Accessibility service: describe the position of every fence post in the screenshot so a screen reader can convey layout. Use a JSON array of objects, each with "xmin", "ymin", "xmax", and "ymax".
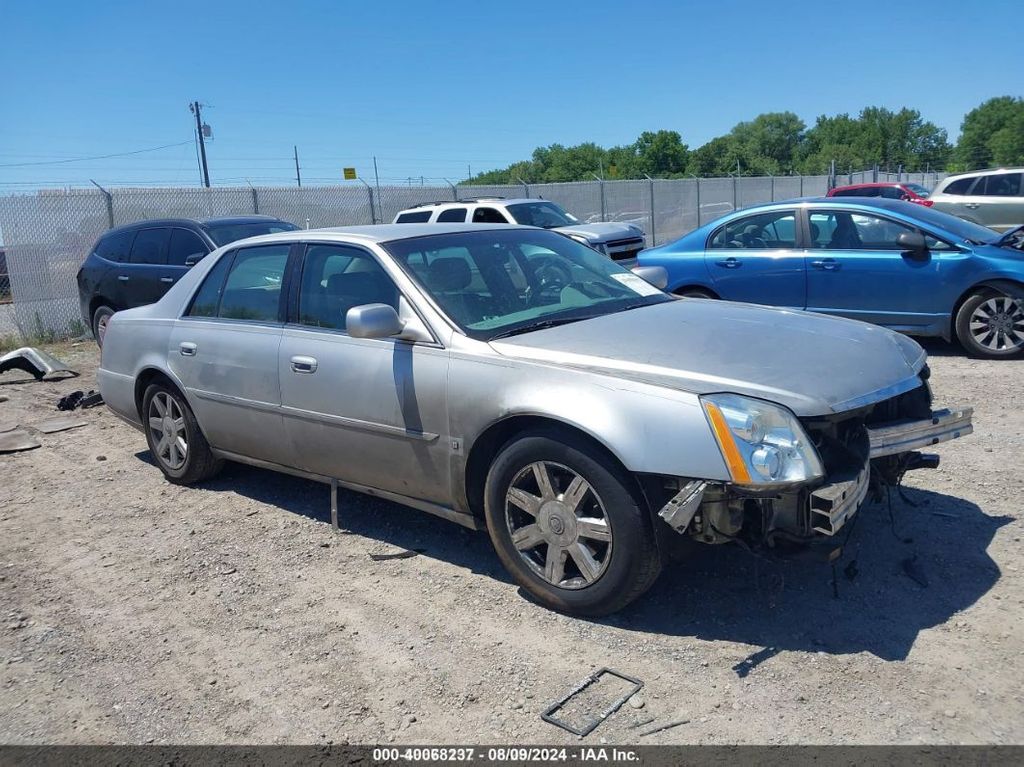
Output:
[
  {"xmin": 770, "ymin": 174, "xmax": 775, "ymax": 201},
  {"xmin": 250, "ymin": 186, "xmax": 259, "ymax": 214},
  {"xmin": 590, "ymin": 173, "xmax": 606, "ymax": 220},
  {"xmin": 644, "ymin": 174, "xmax": 656, "ymax": 246},
  {"xmin": 358, "ymin": 178, "xmax": 377, "ymax": 224},
  {"xmin": 89, "ymin": 179, "xmax": 114, "ymax": 228},
  {"xmin": 444, "ymin": 178, "xmax": 458, "ymax": 202},
  {"xmin": 798, "ymin": 174, "xmax": 804, "ymax": 197},
  {"xmin": 732, "ymin": 174, "xmax": 738, "ymax": 210},
  {"xmin": 690, "ymin": 174, "xmax": 702, "ymax": 227},
  {"xmin": 516, "ymin": 177, "xmax": 530, "ymax": 198}
]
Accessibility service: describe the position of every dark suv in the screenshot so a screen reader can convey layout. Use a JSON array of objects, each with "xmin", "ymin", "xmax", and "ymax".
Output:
[{"xmin": 77, "ymin": 216, "xmax": 298, "ymax": 345}]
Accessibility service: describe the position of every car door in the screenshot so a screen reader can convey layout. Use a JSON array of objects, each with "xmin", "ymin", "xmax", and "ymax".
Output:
[
  {"xmin": 277, "ymin": 243, "xmax": 451, "ymax": 504},
  {"xmin": 804, "ymin": 208, "xmax": 948, "ymax": 330},
  {"xmin": 971, "ymin": 172, "xmax": 1024, "ymax": 231},
  {"xmin": 122, "ymin": 227, "xmax": 172, "ymax": 307},
  {"xmin": 934, "ymin": 175, "xmax": 982, "ymax": 223},
  {"xmin": 703, "ymin": 208, "xmax": 805, "ymax": 308},
  {"xmin": 169, "ymin": 243, "xmax": 294, "ymax": 465}
]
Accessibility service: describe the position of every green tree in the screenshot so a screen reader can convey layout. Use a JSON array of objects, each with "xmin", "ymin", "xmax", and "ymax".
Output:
[
  {"xmin": 633, "ymin": 130, "xmax": 689, "ymax": 176},
  {"xmin": 957, "ymin": 96, "xmax": 1024, "ymax": 169}
]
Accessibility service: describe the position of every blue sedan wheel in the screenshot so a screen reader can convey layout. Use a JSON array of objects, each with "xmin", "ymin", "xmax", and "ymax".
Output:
[{"xmin": 956, "ymin": 291, "xmax": 1024, "ymax": 359}]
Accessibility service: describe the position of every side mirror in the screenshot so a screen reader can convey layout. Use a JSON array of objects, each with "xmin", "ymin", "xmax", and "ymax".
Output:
[
  {"xmin": 184, "ymin": 252, "xmax": 207, "ymax": 267},
  {"xmin": 630, "ymin": 265, "xmax": 669, "ymax": 290},
  {"xmin": 896, "ymin": 231, "xmax": 928, "ymax": 257},
  {"xmin": 346, "ymin": 303, "xmax": 405, "ymax": 339}
]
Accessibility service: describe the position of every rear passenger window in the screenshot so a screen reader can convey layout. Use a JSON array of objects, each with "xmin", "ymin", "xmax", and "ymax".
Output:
[
  {"xmin": 95, "ymin": 230, "xmax": 135, "ymax": 263},
  {"xmin": 218, "ymin": 245, "xmax": 290, "ymax": 322},
  {"xmin": 395, "ymin": 211, "xmax": 432, "ymax": 223},
  {"xmin": 167, "ymin": 229, "xmax": 209, "ymax": 266},
  {"xmin": 130, "ymin": 228, "xmax": 170, "ymax": 265},
  {"xmin": 437, "ymin": 208, "xmax": 467, "ymax": 222},
  {"xmin": 472, "ymin": 207, "xmax": 509, "ymax": 223},
  {"xmin": 943, "ymin": 177, "xmax": 976, "ymax": 195},
  {"xmin": 186, "ymin": 253, "xmax": 234, "ymax": 317}
]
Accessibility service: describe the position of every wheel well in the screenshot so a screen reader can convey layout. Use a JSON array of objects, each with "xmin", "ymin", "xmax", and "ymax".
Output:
[
  {"xmin": 89, "ymin": 296, "xmax": 116, "ymax": 320},
  {"xmin": 672, "ymin": 284, "xmax": 719, "ymax": 298},
  {"xmin": 133, "ymin": 368, "xmax": 182, "ymax": 420},
  {"xmin": 463, "ymin": 415, "xmax": 640, "ymax": 518},
  {"xmin": 950, "ymin": 279, "xmax": 1024, "ymax": 339}
]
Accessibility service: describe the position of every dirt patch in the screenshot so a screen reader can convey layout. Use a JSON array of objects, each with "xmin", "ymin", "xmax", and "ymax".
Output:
[{"xmin": 0, "ymin": 340, "xmax": 1021, "ymax": 744}]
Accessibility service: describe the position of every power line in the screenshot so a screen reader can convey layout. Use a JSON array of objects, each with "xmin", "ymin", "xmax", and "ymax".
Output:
[{"xmin": 0, "ymin": 140, "xmax": 194, "ymax": 168}]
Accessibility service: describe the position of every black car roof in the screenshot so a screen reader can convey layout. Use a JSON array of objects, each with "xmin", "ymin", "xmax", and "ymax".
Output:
[{"xmin": 101, "ymin": 215, "xmax": 288, "ymax": 236}]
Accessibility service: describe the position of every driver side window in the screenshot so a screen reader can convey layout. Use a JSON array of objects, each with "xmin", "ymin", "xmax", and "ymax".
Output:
[
  {"xmin": 296, "ymin": 245, "xmax": 399, "ymax": 332},
  {"xmin": 708, "ymin": 211, "xmax": 797, "ymax": 250}
]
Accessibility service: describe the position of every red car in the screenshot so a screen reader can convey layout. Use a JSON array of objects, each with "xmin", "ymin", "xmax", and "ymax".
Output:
[{"xmin": 827, "ymin": 182, "xmax": 933, "ymax": 206}]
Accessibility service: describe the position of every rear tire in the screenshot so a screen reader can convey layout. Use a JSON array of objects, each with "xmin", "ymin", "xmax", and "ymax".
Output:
[
  {"xmin": 142, "ymin": 383, "xmax": 223, "ymax": 484},
  {"xmin": 955, "ymin": 290, "xmax": 1024, "ymax": 359},
  {"xmin": 484, "ymin": 431, "xmax": 661, "ymax": 617},
  {"xmin": 92, "ymin": 305, "xmax": 115, "ymax": 348}
]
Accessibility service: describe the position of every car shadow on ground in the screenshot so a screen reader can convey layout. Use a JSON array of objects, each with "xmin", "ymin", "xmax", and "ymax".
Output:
[
  {"xmin": 141, "ymin": 453, "xmax": 1007, "ymax": 663},
  {"xmin": 917, "ymin": 337, "xmax": 964, "ymax": 358}
]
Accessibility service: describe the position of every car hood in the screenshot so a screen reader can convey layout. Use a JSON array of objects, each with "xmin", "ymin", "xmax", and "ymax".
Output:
[
  {"xmin": 555, "ymin": 222, "xmax": 643, "ymax": 242},
  {"xmin": 489, "ymin": 299, "xmax": 927, "ymax": 416}
]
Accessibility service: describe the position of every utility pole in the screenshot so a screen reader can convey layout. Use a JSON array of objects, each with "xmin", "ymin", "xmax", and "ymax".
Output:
[
  {"xmin": 190, "ymin": 101, "xmax": 211, "ymax": 187},
  {"xmin": 293, "ymin": 145, "xmax": 302, "ymax": 187}
]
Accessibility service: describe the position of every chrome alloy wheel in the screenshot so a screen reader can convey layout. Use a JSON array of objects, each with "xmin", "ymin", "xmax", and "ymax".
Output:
[
  {"xmin": 96, "ymin": 313, "xmax": 110, "ymax": 344},
  {"xmin": 504, "ymin": 461, "xmax": 613, "ymax": 590},
  {"xmin": 970, "ymin": 296, "xmax": 1024, "ymax": 352},
  {"xmin": 148, "ymin": 391, "xmax": 188, "ymax": 471}
]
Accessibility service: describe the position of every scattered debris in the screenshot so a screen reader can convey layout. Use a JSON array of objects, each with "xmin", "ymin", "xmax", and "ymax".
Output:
[
  {"xmin": 57, "ymin": 390, "xmax": 104, "ymax": 411},
  {"xmin": 369, "ymin": 548, "xmax": 426, "ymax": 561},
  {"xmin": 541, "ymin": 668, "xmax": 643, "ymax": 737},
  {"xmin": 639, "ymin": 717, "xmax": 690, "ymax": 737},
  {"xmin": 0, "ymin": 429, "xmax": 42, "ymax": 453},
  {"xmin": 34, "ymin": 417, "xmax": 87, "ymax": 434},
  {"xmin": 902, "ymin": 555, "xmax": 929, "ymax": 587},
  {"xmin": 0, "ymin": 394, "xmax": 8, "ymax": 402},
  {"xmin": 95, "ymin": 455, "xmax": 107, "ymax": 461},
  {"xmin": 218, "ymin": 567, "xmax": 237, "ymax": 576},
  {"xmin": 630, "ymin": 716, "xmax": 656, "ymax": 729},
  {"xmin": 0, "ymin": 347, "xmax": 78, "ymax": 381}
]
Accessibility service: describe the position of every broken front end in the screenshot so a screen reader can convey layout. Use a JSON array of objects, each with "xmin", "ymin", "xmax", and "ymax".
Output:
[{"xmin": 654, "ymin": 369, "xmax": 972, "ymax": 550}]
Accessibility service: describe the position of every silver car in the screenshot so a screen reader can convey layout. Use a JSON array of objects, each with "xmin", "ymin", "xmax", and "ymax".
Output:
[
  {"xmin": 98, "ymin": 224, "xmax": 972, "ymax": 616},
  {"xmin": 929, "ymin": 168, "xmax": 1024, "ymax": 232}
]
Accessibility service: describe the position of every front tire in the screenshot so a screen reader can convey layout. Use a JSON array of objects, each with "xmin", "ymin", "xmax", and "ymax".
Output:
[
  {"xmin": 484, "ymin": 432, "xmax": 661, "ymax": 617},
  {"xmin": 955, "ymin": 290, "xmax": 1024, "ymax": 359},
  {"xmin": 675, "ymin": 288, "xmax": 715, "ymax": 299},
  {"xmin": 142, "ymin": 383, "xmax": 223, "ymax": 484}
]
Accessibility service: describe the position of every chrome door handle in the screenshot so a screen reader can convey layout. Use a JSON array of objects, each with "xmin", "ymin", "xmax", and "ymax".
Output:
[
  {"xmin": 290, "ymin": 355, "xmax": 318, "ymax": 374},
  {"xmin": 811, "ymin": 259, "xmax": 840, "ymax": 271},
  {"xmin": 117, "ymin": 275, "xmax": 130, "ymax": 281},
  {"xmin": 964, "ymin": 203, "xmax": 980, "ymax": 209},
  {"xmin": 179, "ymin": 342, "xmax": 197, "ymax": 357},
  {"xmin": 715, "ymin": 257, "xmax": 742, "ymax": 268},
  {"xmin": 160, "ymin": 276, "xmax": 175, "ymax": 283}
]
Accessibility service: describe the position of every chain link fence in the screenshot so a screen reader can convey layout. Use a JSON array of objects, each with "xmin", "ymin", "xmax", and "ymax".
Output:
[{"xmin": 0, "ymin": 170, "xmax": 947, "ymax": 342}]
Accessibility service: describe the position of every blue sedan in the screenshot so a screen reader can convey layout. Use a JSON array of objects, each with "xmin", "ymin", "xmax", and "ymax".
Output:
[{"xmin": 638, "ymin": 198, "xmax": 1024, "ymax": 358}]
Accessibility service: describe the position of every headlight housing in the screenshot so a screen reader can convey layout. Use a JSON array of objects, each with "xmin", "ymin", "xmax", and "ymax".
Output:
[{"xmin": 701, "ymin": 393, "xmax": 824, "ymax": 487}]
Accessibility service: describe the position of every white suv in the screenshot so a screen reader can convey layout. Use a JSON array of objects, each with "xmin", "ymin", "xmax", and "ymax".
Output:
[
  {"xmin": 393, "ymin": 198, "xmax": 646, "ymax": 261},
  {"xmin": 929, "ymin": 168, "xmax": 1024, "ymax": 232}
]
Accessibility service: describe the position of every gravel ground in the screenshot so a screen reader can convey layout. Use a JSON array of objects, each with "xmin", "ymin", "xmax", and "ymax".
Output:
[{"xmin": 0, "ymin": 340, "xmax": 1021, "ymax": 745}]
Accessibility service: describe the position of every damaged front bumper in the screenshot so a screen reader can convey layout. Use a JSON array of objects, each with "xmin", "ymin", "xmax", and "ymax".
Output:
[{"xmin": 659, "ymin": 405, "xmax": 973, "ymax": 544}]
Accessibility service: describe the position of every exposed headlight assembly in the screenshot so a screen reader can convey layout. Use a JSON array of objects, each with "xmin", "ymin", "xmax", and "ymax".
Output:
[{"xmin": 701, "ymin": 393, "xmax": 824, "ymax": 487}]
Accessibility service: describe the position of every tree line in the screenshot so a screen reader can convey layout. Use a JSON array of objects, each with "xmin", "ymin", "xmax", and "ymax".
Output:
[{"xmin": 466, "ymin": 96, "xmax": 1024, "ymax": 184}]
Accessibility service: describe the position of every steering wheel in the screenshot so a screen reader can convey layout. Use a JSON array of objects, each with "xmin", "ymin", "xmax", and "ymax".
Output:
[{"xmin": 525, "ymin": 258, "xmax": 573, "ymax": 307}]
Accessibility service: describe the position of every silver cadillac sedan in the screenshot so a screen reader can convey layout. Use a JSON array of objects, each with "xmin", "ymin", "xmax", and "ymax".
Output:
[{"xmin": 98, "ymin": 223, "xmax": 972, "ymax": 616}]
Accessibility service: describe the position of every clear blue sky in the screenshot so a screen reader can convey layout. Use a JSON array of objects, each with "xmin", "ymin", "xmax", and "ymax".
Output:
[{"xmin": 1, "ymin": 0, "xmax": 1021, "ymax": 190}]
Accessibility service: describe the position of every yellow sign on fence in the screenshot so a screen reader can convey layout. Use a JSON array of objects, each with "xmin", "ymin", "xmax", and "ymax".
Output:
[{"xmin": 343, "ymin": 167, "xmax": 357, "ymax": 180}]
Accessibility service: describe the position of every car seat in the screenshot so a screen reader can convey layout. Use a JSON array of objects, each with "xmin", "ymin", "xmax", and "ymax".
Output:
[{"xmin": 828, "ymin": 216, "xmax": 862, "ymax": 249}]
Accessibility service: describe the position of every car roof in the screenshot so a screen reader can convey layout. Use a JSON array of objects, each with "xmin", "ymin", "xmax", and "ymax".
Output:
[
  {"xmin": 400, "ymin": 198, "xmax": 535, "ymax": 210},
  {"xmin": 226, "ymin": 222, "xmax": 536, "ymax": 247},
  {"xmin": 101, "ymin": 214, "xmax": 288, "ymax": 236},
  {"xmin": 832, "ymin": 182, "xmax": 908, "ymax": 189},
  {"xmin": 941, "ymin": 167, "xmax": 1024, "ymax": 181}
]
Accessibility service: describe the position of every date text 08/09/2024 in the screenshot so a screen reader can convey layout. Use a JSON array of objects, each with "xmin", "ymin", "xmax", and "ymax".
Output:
[{"xmin": 373, "ymin": 746, "xmax": 641, "ymax": 762}]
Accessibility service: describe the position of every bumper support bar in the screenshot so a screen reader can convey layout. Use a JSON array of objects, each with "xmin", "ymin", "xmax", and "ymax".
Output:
[{"xmin": 867, "ymin": 406, "xmax": 973, "ymax": 459}]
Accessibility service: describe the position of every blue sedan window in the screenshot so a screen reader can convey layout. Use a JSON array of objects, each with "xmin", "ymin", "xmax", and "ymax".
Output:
[{"xmin": 709, "ymin": 211, "xmax": 797, "ymax": 249}]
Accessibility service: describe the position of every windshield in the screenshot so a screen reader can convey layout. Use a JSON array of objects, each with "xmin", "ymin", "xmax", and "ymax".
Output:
[
  {"xmin": 505, "ymin": 201, "xmax": 579, "ymax": 228},
  {"xmin": 906, "ymin": 183, "xmax": 930, "ymax": 198},
  {"xmin": 205, "ymin": 220, "xmax": 300, "ymax": 246},
  {"xmin": 384, "ymin": 229, "xmax": 671, "ymax": 341},
  {"xmin": 893, "ymin": 203, "xmax": 999, "ymax": 244}
]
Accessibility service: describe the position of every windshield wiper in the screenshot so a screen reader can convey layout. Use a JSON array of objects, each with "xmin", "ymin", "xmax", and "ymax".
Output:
[{"xmin": 489, "ymin": 315, "xmax": 593, "ymax": 340}]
